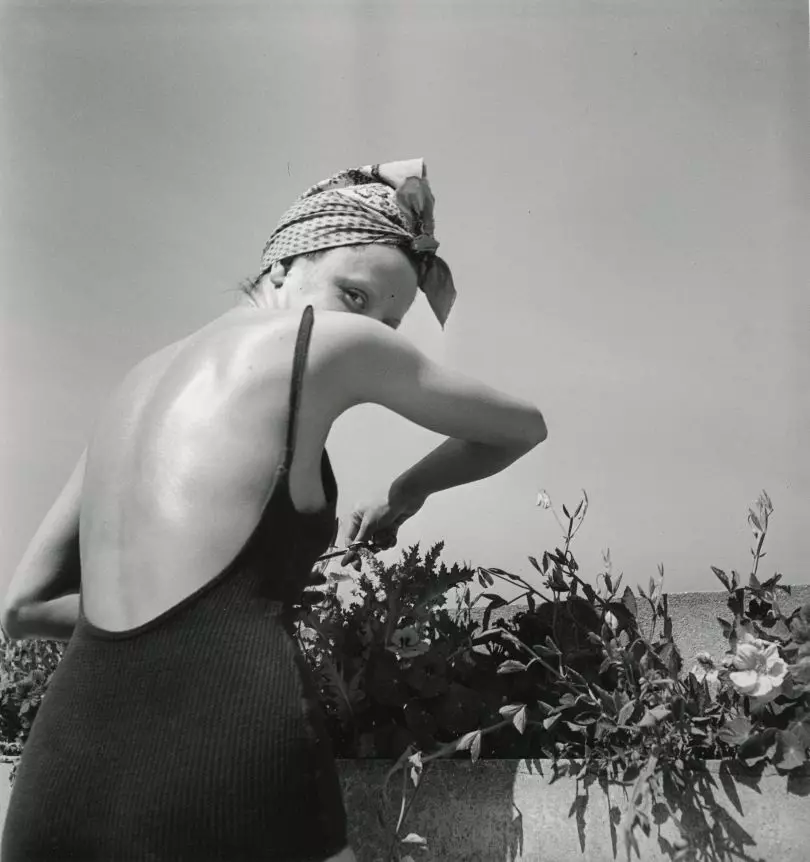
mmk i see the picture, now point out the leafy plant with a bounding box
[707,492,810,777]
[318,489,807,862]
[292,542,488,761]
[0,637,65,783]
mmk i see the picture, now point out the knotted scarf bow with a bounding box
[261,158,456,328]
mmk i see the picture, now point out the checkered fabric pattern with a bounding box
[259,159,456,327]
[260,183,414,271]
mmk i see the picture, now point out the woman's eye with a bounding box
[343,289,367,309]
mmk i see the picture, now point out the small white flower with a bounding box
[536,490,552,509]
[604,611,619,631]
[727,633,787,703]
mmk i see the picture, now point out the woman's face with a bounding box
[269,244,418,330]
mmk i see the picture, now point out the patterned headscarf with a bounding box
[261,158,456,328]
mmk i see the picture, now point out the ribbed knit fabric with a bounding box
[1,306,348,861]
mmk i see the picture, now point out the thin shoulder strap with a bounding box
[283,305,315,471]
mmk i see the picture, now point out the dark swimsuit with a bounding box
[1,306,348,861]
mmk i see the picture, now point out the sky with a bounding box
[1,0,808,607]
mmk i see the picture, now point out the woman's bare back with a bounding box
[78,307,335,633]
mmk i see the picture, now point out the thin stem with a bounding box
[550,506,567,536]
[485,568,544,599]
[750,530,767,581]
[384,757,434,861]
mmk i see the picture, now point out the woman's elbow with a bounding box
[535,410,548,444]
[525,409,548,447]
[508,409,547,451]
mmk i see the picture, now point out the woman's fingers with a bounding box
[342,510,363,544]
[341,510,370,569]
[339,503,403,570]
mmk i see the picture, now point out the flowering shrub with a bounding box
[294,489,808,861]
[705,492,810,778]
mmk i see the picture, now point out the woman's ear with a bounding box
[268,260,287,288]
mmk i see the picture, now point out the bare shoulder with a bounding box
[301,311,424,409]
[303,310,419,371]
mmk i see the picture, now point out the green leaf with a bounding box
[528,556,542,573]
[498,703,525,720]
[563,668,592,691]
[526,641,555,658]
[621,586,638,618]
[619,700,637,726]
[471,731,482,762]
[718,716,753,746]
[455,729,481,753]
[582,583,598,604]
[775,730,807,773]
[485,567,521,581]
[656,642,682,677]
[738,728,778,766]
[593,685,617,716]
[481,593,508,608]
[717,617,734,639]
[789,657,810,684]
[497,660,527,674]
[543,713,562,731]
[638,706,671,727]
[711,566,730,591]
[476,567,495,587]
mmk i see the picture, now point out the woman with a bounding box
[0,159,547,861]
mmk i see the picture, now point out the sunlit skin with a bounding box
[59,244,422,633]
[253,244,419,330]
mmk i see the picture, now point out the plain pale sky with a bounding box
[1,0,808,606]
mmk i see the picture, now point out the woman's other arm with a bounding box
[0,452,85,641]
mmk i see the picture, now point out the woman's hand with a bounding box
[339,488,427,571]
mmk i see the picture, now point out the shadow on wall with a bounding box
[339,758,810,862]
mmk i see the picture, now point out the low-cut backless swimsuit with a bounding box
[1,305,348,861]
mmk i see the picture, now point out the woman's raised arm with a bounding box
[312,314,547,563]
[321,313,547,450]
